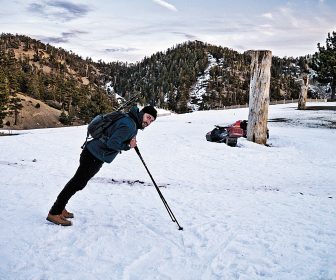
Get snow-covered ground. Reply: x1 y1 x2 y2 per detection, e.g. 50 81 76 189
0 103 335 280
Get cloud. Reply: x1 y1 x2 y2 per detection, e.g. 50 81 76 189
152 0 178 12
37 30 88 44
27 0 92 21
261 13 273 19
172 31 197 40
105 47 138 53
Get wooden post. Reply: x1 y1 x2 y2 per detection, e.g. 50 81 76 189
298 75 309 110
245 50 272 144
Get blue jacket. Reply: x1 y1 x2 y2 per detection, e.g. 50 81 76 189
86 107 143 163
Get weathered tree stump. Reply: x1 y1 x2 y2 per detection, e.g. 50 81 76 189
245 50 272 145
298 75 309 110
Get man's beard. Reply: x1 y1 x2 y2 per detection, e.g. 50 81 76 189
142 122 148 128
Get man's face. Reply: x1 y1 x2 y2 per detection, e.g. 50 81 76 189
142 113 155 128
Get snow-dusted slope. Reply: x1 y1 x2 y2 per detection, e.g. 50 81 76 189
189 53 223 111
105 81 125 104
0 103 335 280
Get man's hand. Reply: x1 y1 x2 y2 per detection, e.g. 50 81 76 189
129 137 137 149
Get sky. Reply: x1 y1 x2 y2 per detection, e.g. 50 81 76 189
0 0 335 63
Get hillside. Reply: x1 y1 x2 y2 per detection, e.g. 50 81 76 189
0 33 118 130
0 33 331 129
97 41 304 112
2 93 64 130
11 42 91 85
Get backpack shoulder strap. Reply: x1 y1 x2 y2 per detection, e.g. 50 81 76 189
98 112 127 143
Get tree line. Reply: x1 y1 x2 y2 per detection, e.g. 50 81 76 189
0 33 118 127
1 32 334 128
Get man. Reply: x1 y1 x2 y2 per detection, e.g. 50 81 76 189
46 105 157 226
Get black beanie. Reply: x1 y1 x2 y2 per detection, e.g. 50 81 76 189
141 105 157 120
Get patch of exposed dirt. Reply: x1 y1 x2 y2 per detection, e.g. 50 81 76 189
3 93 65 130
13 46 89 85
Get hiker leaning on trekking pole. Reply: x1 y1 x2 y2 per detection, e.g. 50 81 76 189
46 105 157 226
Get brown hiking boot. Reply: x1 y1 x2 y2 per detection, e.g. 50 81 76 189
46 213 72 226
62 209 74 219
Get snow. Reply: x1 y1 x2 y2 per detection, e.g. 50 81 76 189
105 82 124 104
189 53 221 111
0 102 336 280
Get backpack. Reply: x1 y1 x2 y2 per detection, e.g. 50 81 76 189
206 126 229 142
81 111 126 148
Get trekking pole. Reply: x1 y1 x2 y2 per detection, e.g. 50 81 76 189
116 93 140 112
134 146 183 231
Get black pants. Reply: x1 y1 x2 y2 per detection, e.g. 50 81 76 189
49 148 104 215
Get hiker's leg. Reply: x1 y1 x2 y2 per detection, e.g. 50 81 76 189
49 149 103 215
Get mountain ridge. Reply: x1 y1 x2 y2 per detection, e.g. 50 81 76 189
0 33 317 129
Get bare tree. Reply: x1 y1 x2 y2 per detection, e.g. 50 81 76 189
245 50 272 145
298 75 309 110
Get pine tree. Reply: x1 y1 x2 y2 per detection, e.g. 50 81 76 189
0 70 10 127
312 31 336 100
8 94 23 125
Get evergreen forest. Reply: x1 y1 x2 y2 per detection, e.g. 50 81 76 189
1 32 335 127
